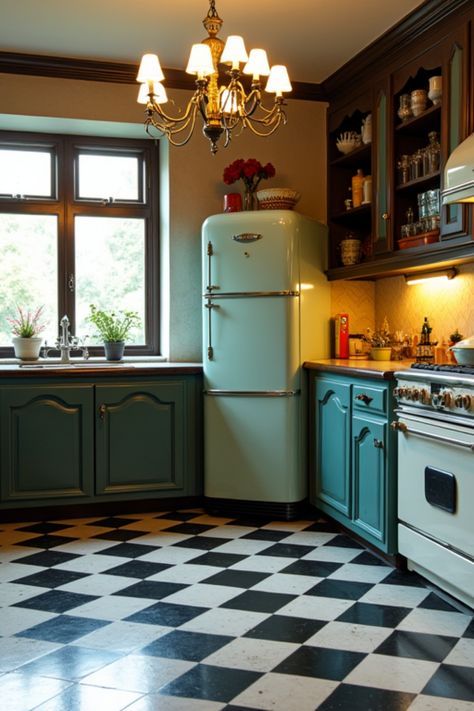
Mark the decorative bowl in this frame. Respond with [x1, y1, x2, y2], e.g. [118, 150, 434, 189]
[336, 131, 359, 154]
[256, 188, 300, 210]
[449, 336, 474, 365]
[370, 347, 392, 361]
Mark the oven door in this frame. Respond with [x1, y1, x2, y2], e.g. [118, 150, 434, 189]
[396, 411, 474, 559]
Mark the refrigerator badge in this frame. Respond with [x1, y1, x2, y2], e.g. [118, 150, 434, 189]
[232, 233, 263, 243]
[335, 313, 350, 358]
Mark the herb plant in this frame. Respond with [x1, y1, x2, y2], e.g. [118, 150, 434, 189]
[87, 304, 140, 343]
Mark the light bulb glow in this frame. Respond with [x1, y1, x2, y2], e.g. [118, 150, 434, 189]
[186, 44, 214, 78]
[136, 53, 165, 83]
[221, 35, 248, 69]
[243, 49, 270, 79]
[265, 65, 292, 96]
[137, 82, 168, 105]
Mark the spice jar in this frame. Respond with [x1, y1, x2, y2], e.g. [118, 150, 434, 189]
[427, 131, 440, 173]
[351, 168, 364, 208]
[398, 94, 412, 122]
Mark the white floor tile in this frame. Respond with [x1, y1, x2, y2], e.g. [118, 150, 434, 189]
[306, 620, 393, 653]
[282, 531, 338, 547]
[208, 538, 275, 555]
[278, 594, 353, 621]
[32, 683, 142, 711]
[180, 607, 268, 636]
[303, 546, 362, 563]
[83, 654, 195, 693]
[54, 539, 118, 555]
[251, 572, 318, 595]
[0, 637, 61, 672]
[443, 638, 474, 668]
[344, 653, 439, 693]
[0, 672, 72, 711]
[138, 547, 202, 565]
[0, 582, 49, 607]
[359, 583, 430, 608]
[71, 620, 170, 652]
[0, 562, 44, 582]
[397, 608, 472, 637]
[203, 637, 298, 672]
[124, 694, 225, 711]
[230, 555, 295, 573]
[55, 554, 131, 574]
[130, 532, 191, 547]
[69, 594, 154, 620]
[328, 563, 393, 584]
[231, 671, 338, 711]
[0, 606, 57, 635]
[147, 563, 223, 584]
[0, 546, 39, 562]
[199, 525, 255, 539]
[57, 573, 137, 596]
[408, 694, 474, 710]
[161, 582, 242, 608]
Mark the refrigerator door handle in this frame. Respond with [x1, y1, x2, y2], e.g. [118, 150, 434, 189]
[206, 241, 220, 294]
[203, 290, 299, 299]
[204, 299, 220, 360]
[205, 389, 300, 397]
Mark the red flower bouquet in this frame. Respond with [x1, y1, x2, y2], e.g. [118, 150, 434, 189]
[223, 158, 276, 192]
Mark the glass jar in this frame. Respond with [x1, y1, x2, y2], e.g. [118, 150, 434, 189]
[410, 151, 423, 181]
[427, 131, 440, 173]
[398, 94, 412, 122]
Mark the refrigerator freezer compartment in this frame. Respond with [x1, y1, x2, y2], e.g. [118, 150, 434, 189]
[204, 393, 305, 503]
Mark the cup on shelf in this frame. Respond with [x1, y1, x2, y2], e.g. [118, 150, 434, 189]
[428, 75, 442, 105]
[340, 238, 361, 266]
[410, 89, 428, 117]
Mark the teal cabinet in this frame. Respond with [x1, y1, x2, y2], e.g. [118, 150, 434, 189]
[0, 374, 202, 510]
[0, 385, 94, 502]
[95, 382, 186, 495]
[310, 371, 397, 554]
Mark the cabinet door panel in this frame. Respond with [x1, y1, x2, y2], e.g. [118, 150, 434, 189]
[1, 386, 94, 501]
[95, 382, 185, 495]
[314, 379, 351, 516]
[352, 415, 386, 543]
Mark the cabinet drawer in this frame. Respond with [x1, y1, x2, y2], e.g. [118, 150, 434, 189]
[352, 384, 387, 415]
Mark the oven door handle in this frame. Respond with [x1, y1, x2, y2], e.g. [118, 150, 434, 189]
[391, 420, 474, 452]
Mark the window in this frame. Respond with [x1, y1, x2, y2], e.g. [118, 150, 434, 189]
[0, 133, 159, 356]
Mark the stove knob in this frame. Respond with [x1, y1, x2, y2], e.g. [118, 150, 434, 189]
[420, 388, 431, 405]
[441, 389, 453, 407]
[393, 387, 401, 399]
[411, 388, 421, 401]
[454, 395, 464, 409]
[461, 394, 472, 411]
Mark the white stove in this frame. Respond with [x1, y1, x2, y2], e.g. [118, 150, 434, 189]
[393, 363, 474, 610]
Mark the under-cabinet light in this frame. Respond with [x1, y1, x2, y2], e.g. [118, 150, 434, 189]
[404, 267, 458, 285]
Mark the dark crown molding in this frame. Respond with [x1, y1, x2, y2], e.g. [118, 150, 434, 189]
[0, 51, 325, 102]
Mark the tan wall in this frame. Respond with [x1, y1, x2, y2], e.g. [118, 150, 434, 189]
[0, 73, 328, 360]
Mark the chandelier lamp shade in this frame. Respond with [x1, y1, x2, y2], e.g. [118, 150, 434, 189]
[136, 0, 292, 153]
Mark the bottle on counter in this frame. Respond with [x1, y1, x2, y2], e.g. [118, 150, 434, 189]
[421, 316, 432, 344]
[351, 169, 364, 208]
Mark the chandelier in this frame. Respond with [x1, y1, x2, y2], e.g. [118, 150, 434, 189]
[136, 0, 292, 154]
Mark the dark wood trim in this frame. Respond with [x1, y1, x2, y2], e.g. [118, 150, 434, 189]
[0, 50, 324, 102]
[322, 0, 473, 98]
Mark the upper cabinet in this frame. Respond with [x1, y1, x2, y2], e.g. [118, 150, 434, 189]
[324, 2, 473, 280]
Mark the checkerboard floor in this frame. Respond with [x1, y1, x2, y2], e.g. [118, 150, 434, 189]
[0, 508, 473, 711]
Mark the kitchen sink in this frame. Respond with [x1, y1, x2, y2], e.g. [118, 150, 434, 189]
[19, 362, 136, 369]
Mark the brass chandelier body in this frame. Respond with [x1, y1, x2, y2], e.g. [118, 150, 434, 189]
[136, 0, 292, 153]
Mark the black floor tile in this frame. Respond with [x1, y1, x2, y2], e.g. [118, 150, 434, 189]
[418, 592, 462, 612]
[11, 568, 87, 588]
[13, 589, 98, 613]
[172, 536, 231, 551]
[202, 569, 270, 588]
[10, 550, 80, 567]
[161, 522, 216, 535]
[241, 529, 290, 542]
[87, 516, 138, 528]
[190, 552, 246, 567]
[323, 535, 363, 549]
[306, 579, 372, 600]
[159, 663, 261, 703]
[125, 601, 206, 627]
[93, 542, 159, 558]
[351, 551, 388, 566]
[112, 580, 188, 600]
[105, 560, 171, 579]
[220, 590, 295, 613]
[155, 511, 202, 521]
[244, 614, 327, 643]
[255, 543, 314, 558]
[422, 663, 474, 701]
[139, 629, 233, 661]
[19, 645, 120, 680]
[17, 613, 109, 643]
[318, 684, 415, 710]
[463, 618, 474, 638]
[15, 534, 78, 549]
[381, 569, 426, 587]
[225, 516, 274, 528]
[17, 522, 72, 534]
[91, 529, 148, 541]
[273, 645, 364, 680]
[281, 559, 342, 578]
[337, 602, 410, 628]
[375, 630, 458, 662]
[302, 520, 339, 533]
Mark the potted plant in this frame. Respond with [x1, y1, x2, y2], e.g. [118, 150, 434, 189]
[363, 319, 393, 361]
[7, 305, 47, 360]
[87, 304, 141, 361]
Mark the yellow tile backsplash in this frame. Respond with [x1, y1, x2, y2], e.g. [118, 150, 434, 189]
[330, 262, 474, 344]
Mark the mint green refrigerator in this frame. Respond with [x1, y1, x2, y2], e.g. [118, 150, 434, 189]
[202, 210, 329, 518]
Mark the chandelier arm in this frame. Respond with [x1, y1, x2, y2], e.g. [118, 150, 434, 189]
[145, 101, 201, 146]
[241, 111, 287, 138]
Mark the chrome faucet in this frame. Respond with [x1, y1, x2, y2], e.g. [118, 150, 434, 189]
[42, 315, 89, 363]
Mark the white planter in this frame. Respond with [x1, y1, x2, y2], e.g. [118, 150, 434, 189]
[12, 336, 43, 360]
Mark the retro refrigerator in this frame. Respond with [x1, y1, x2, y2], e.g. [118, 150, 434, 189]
[202, 210, 330, 518]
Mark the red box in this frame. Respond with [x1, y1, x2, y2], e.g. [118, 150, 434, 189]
[335, 313, 349, 358]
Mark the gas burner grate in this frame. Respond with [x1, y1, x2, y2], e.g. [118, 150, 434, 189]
[410, 362, 474, 375]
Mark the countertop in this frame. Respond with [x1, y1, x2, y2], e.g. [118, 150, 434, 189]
[0, 361, 203, 379]
[304, 358, 415, 380]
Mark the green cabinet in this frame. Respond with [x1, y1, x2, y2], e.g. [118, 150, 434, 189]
[0, 374, 202, 510]
[0, 385, 94, 502]
[310, 371, 397, 554]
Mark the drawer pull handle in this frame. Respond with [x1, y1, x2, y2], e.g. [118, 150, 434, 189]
[98, 404, 106, 420]
[355, 393, 373, 405]
[373, 438, 384, 449]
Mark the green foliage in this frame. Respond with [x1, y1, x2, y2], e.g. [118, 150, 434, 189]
[449, 329, 464, 344]
[87, 304, 141, 343]
[7, 305, 47, 338]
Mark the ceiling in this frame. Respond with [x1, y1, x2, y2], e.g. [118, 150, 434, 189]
[1, 0, 425, 84]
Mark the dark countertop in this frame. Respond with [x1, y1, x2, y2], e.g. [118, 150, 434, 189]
[0, 361, 203, 379]
[304, 358, 415, 380]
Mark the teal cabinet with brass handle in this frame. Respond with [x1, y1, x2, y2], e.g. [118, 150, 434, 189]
[309, 371, 397, 554]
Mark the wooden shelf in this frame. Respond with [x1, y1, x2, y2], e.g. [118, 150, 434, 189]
[331, 203, 371, 222]
[395, 104, 441, 134]
[395, 171, 440, 191]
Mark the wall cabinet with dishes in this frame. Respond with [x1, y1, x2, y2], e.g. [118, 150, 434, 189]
[324, 4, 473, 280]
